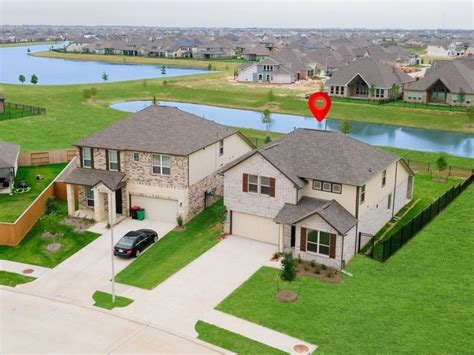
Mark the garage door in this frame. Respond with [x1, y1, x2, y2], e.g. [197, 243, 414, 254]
[232, 211, 279, 245]
[130, 195, 178, 224]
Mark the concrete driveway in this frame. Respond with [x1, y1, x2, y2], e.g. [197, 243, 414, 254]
[113, 235, 277, 337]
[18, 218, 175, 305]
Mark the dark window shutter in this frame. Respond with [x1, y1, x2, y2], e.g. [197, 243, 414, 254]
[105, 150, 109, 171]
[329, 234, 337, 259]
[79, 147, 83, 168]
[242, 174, 248, 192]
[91, 148, 94, 169]
[269, 177, 276, 197]
[117, 151, 121, 171]
[300, 227, 307, 252]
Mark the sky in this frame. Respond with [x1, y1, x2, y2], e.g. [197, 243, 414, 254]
[1, 0, 473, 30]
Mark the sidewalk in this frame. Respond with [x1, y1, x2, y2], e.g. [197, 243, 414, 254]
[201, 310, 317, 354]
[0, 259, 51, 278]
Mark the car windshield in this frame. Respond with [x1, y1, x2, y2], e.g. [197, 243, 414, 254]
[117, 236, 135, 247]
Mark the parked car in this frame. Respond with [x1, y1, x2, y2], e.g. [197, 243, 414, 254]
[114, 229, 158, 258]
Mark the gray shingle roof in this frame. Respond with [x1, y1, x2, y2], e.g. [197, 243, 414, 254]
[220, 128, 400, 187]
[274, 196, 358, 235]
[0, 140, 20, 169]
[75, 106, 238, 156]
[63, 168, 125, 191]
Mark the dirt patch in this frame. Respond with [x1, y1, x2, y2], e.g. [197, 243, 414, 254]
[293, 344, 310, 353]
[41, 231, 55, 240]
[276, 290, 298, 303]
[216, 233, 228, 242]
[296, 260, 342, 284]
[45, 243, 62, 252]
[22, 268, 34, 274]
[173, 226, 186, 232]
[61, 217, 94, 233]
[433, 177, 448, 183]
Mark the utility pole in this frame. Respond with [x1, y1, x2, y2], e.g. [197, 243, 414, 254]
[108, 191, 116, 304]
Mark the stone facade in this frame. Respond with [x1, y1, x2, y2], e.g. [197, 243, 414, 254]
[188, 172, 223, 222]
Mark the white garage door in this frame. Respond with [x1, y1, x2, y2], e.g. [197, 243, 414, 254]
[130, 195, 178, 224]
[232, 211, 279, 245]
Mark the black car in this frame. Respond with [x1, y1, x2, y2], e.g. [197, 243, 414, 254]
[114, 229, 158, 258]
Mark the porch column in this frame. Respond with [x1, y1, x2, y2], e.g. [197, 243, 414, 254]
[107, 191, 117, 226]
[93, 188, 105, 222]
[278, 224, 284, 253]
[66, 184, 75, 216]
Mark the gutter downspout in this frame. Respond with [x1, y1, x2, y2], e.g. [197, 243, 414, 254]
[340, 233, 345, 269]
[354, 186, 360, 254]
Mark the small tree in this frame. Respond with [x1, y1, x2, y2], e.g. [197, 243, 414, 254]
[262, 109, 272, 143]
[280, 252, 297, 283]
[102, 72, 108, 81]
[436, 155, 448, 171]
[391, 83, 400, 99]
[458, 88, 466, 106]
[207, 63, 212, 71]
[19, 74, 25, 84]
[82, 88, 92, 100]
[466, 106, 474, 125]
[152, 95, 157, 106]
[267, 88, 275, 102]
[90, 87, 98, 99]
[161, 65, 166, 74]
[30, 74, 38, 85]
[264, 135, 272, 144]
[368, 84, 376, 99]
[339, 120, 352, 135]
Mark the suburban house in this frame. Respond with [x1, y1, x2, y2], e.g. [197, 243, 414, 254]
[220, 129, 414, 269]
[0, 140, 20, 194]
[237, 57, 298, 84]
[427, 39, 466, 58]
[404, 59, 474, 106]
[325, 58, 414, 101]
[63, 106, 254, 225]
[241, 45, 271, 61]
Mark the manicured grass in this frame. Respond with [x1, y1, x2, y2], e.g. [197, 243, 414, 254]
[0, 106, 41, 121]
[116, 200, 225, 290]
[0, 270, 36, 287]
[217, 185, 474, 353]
[0, 41, 59, 47]
[195, 321, 285, 355]
[406, 46, 427, 55]
[0, 163, 66, 222]
[0, 204, 100, 268]
[92, 291, 134, 310]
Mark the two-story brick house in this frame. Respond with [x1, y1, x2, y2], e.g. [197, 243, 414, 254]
[220, 129, 414, 269]
[63, 106, 254, 225]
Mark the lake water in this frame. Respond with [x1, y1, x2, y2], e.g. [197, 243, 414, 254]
[0, 42, 208, 85]
[110, 100, 474, 158]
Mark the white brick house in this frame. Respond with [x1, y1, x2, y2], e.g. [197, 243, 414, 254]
[220, 129, 414, 269]
[63, 106, 254, 226]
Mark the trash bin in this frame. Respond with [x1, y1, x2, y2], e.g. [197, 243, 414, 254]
[130, 206, 140, 220]
[136, 208, 145, 221]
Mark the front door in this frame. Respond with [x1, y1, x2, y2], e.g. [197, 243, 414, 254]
[115, 189, 123, 215]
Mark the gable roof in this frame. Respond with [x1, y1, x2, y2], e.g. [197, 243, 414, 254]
[220, 128, 401, 187]
[75, 106, 244, 156]
[274, 196, 358, 235]
[63, 168, 125, 191]
[0, 140, 20, 169]
[326, 58, 414, 88]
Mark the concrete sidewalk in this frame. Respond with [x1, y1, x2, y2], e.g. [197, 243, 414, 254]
[201, 310, 317, 354]
[0, 259, 51, 278]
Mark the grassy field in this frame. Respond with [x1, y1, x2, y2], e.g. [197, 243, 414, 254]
[0, 204, 99, 267]
[92, 291, 134, 310]
[0, 106, 41, 121]
[217, 186, 473, 353]
[195, 321, 285, 355]
[406, 46, 427, 55]
[0, 41, 59, 47]
[0, 164, 66, 222]
[0, 270, 36, 287]
[116, 200, 225, 289]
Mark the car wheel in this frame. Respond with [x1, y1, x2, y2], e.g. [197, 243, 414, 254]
[135, 249, 141, 258]
[153, 235, 158, 243]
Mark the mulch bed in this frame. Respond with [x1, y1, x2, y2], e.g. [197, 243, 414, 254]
[61, 217, 94, 233]
[216, 233, 228, 241]
[276, 290, 299, 303]
[45, 243, 62, 252]
[295, 260, 342, 284]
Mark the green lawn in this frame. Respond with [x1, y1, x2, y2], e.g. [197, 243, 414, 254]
[0, 163, 66, 222]
[0, 41, 59, 47]
[195, 321, 285, 355]
[116, 200, 225, 289]
[0, 204, 99, 268]
[217, 185, 474, 353]
[0, 106, 41, 121]
[406, 46, 427, 55]
[92, 291, 134, 310]
[0, 270, 36, 287]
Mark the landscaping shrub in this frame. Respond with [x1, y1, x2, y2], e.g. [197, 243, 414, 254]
[176, 214, 183, 227]
[280, 252, 297, 282]
[45, 197, 59, 215]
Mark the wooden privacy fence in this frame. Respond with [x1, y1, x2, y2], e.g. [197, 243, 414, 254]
[18, 149, 77, 166]
[5, 102, 46, 115]
[367, 174, 473, 263]
[406, 159, 473, 179]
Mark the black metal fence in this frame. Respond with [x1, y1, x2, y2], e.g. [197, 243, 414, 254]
[369, 174, 473, 262]
[1, 102, 46, 120]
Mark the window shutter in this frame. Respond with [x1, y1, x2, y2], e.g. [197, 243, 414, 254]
[300, 227, 307, 252]
[105, 150, 109, 171]
[329, 234, 337, 259]
[91, 148, 94, 169]
[269, 178, 276, 197]
[79, 147, 83, 168]
[117, 151, 121, 171]
[242, 174, 248, 192]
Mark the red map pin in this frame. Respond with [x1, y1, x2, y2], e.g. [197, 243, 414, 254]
[308, 91, 331, 122]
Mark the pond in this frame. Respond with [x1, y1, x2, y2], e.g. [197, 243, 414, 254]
[0, 42, 209, 85]
[110, 100, 474, 158]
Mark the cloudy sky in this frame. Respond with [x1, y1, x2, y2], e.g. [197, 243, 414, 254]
[1, 0, 473, 29]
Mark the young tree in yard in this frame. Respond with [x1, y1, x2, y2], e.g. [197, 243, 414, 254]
[458, 89, 466, 106]
[18, 74, 25, 84]
[30, 74, 38, 85]
[436, 155, 448, 171]
[391, 83, 400, 99]
[280, 252, 297, 283]
[207, 63, 212, 71]
[82, 89, 92, 100]
[262, 109, 272, 142]
[90, 87, 98, 99]
[369, 84, 376, 99]
[102, 72, 108, 81]
[268, 88, 275, 102]
[467, 106, 474, 126]
[161, 65, 166, 74]
[339, 120, 352, 135]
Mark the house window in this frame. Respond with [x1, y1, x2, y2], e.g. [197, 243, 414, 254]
[307, 229, 330, 256]
[387, 193, 392, 210]
[248, 174, 258, 193]
[335, 86, 339, 95]
[360, 184, 366, 204]
[312, 180, 341, 194]
[82, 147, 92, 168]
[218, 140, 224, 156]
[313, 180, 322, 190]
[382, 170, 387, 187]
[133, 152, 140, 161]
[330, 86, 334, 94]
[108, 150, 119, 171]
[260, 176, 271, 195]
[322, 182, 332, 192]
[258, 74, 263, 80]
[152, 154, 171, 175]
[86, 187, 94, 207]
[332, 183, 342, 193]
[340, 87, 345, 95]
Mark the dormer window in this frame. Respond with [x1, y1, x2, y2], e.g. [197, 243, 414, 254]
[312, 180, 342, 194]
